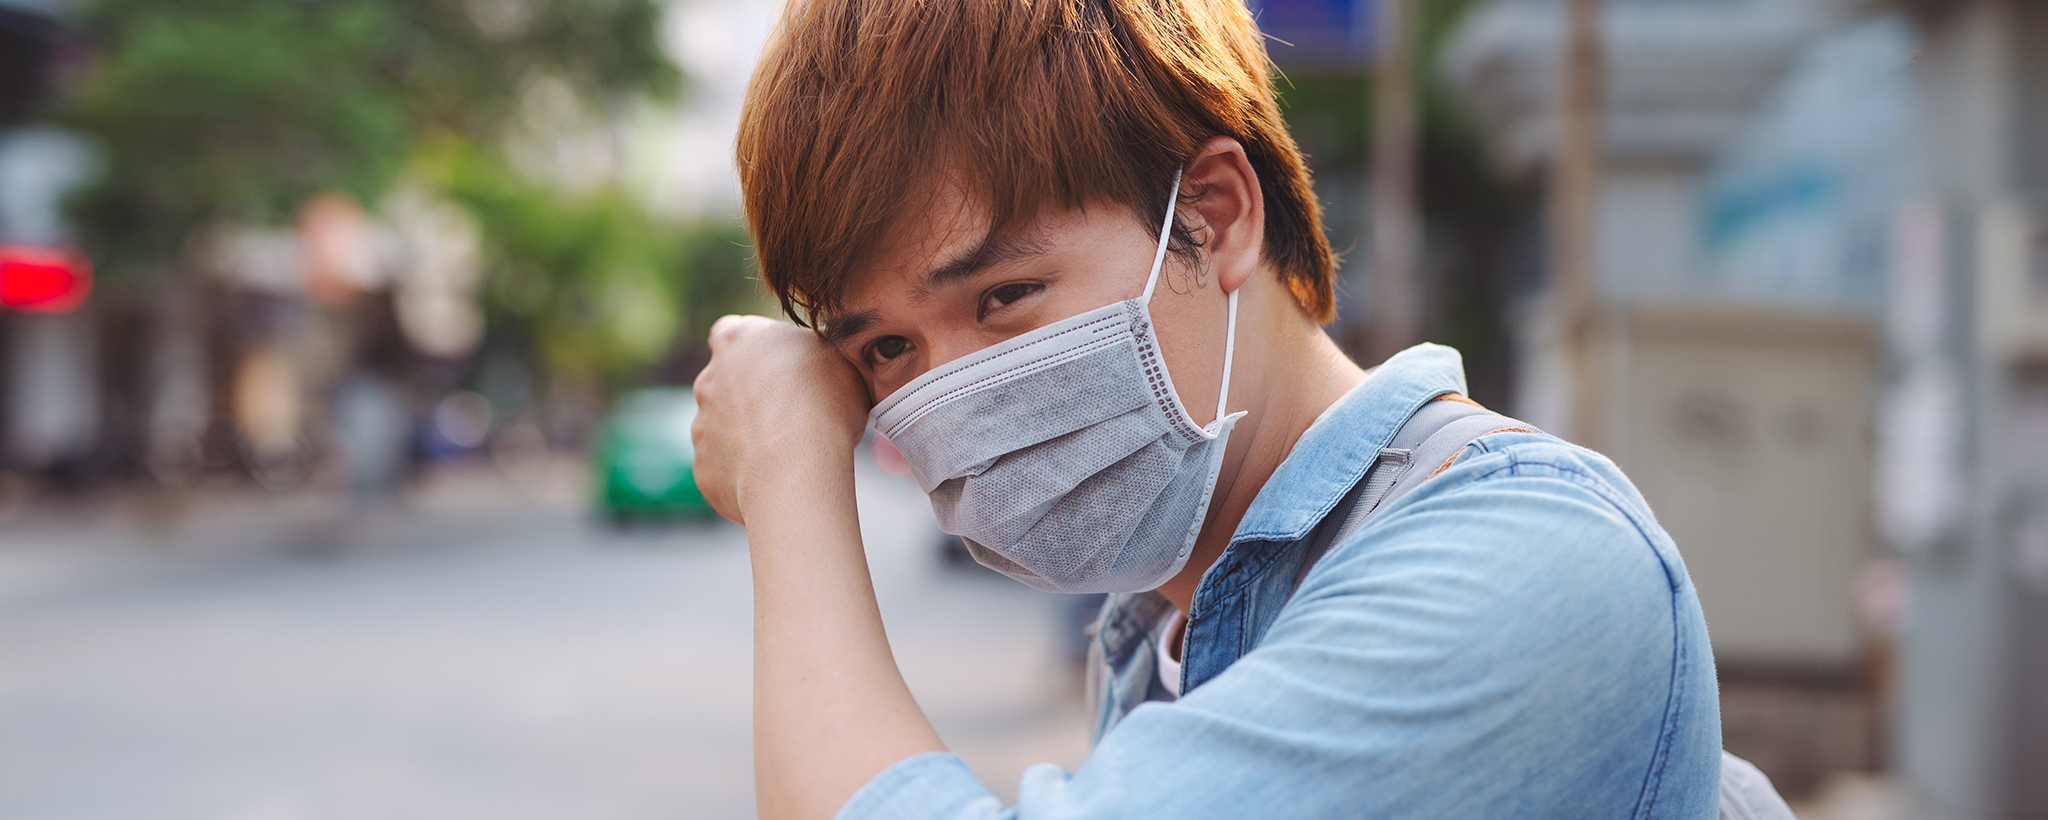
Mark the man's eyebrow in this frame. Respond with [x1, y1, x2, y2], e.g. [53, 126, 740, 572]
[822, 234, 1047, 345]
[821, 310, 880, 346]
[921, 233, 1049, 291]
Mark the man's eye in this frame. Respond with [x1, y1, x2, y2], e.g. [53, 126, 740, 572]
[868, 336, 911, 365]
[980, 283, 1040, 319]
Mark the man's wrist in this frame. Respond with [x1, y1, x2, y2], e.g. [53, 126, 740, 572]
[737, 437, 858, 523]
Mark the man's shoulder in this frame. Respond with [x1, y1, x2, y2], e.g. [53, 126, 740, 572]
[1240, 423, 1721, 820]
[1294, 425, 1692, 621]
[1366, 425, 1669, 552]
[1441, 429, 1683, 578]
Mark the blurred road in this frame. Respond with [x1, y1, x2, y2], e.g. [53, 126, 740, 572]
[0, 456, 1088, 820]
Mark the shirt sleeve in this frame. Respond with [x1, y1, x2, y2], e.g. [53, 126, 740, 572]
[837, 445, 1722, 820]
[836, 752, 1005, 820]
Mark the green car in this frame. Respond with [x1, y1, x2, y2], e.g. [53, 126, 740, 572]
[592, 387, 715, 522]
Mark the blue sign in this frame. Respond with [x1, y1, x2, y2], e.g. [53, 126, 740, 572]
[1248, 0, 1374, 68]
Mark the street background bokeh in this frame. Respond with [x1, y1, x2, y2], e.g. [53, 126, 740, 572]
[0, 0, 2044, 819]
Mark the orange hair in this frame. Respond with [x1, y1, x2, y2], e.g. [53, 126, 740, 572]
[736, 0, 1335, 327]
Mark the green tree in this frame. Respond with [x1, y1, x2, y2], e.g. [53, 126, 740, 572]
[52, 0, 761, 383]
[426, 142, 762, 385]
[1273, 0, 1528, 405]
[56, 0, 679, 280]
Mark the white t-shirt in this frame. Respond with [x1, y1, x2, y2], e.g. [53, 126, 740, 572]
[1156, 609, 1185, 697]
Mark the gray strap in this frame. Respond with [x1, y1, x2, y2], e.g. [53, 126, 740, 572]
[1291, 453, 1405, 592]
[1291, 399, 1534, 595]
[1390, 397, 1493, 450]
[1375, 410, 1527, 513]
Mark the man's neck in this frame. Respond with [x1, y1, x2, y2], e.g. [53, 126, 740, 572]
[1155, 306, 1370, 615]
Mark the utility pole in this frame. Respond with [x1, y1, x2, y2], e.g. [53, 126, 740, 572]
[1369, 0, 1421, 361]
[1551, 0, 1604, 447]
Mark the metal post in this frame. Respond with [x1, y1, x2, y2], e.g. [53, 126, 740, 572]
[1551, 0, 1604, 447]
[1369, 0, 1421, 361]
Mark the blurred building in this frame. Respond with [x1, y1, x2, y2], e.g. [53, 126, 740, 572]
[1862, 2, 2048, 818]
[1445, 0, 1888, 793]
[0, 0, 98, 486]
[0, 1, 57, 127]
[0, 0, 745, 499]
[642, 0, 779, 220]
[1447, 0, 2048, 814]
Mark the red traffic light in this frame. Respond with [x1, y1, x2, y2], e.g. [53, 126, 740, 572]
[0, 245, 92, 313]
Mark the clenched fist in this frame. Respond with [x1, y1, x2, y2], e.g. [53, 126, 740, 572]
[691, 315, 870, 525]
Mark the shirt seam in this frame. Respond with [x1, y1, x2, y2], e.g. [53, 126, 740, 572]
[1478, 446, 1695, 819]
[1631, 589, 1692, 820]
[1472, 447, 1685, 591]
[1249, 430, 1562, 613]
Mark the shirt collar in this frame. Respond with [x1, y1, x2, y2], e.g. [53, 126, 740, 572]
[1228, 342, 1469, 544]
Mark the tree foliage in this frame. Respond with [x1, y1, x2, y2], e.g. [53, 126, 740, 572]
[425, 142, 759, 385]
[50, 0, 758, 383]
[1270, 0, 1526, 405]
[56, 0, 680, 279]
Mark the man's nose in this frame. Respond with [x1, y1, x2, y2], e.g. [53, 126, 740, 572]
[917, 328, 999, 377]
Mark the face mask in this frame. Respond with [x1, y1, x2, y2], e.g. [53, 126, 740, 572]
[868, 169, 1243, 593]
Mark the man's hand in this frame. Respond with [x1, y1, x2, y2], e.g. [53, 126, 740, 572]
[693, 314, 948, 820]
[691, 315, 869, 526]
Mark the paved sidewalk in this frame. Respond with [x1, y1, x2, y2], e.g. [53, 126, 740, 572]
[0, 457, 1088, 820]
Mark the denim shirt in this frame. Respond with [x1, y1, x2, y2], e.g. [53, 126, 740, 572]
[837, 344, 1723, 820]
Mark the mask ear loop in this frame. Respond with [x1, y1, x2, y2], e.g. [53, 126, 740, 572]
[1138, 167, 1183, 304]
[1139, 167, 1238, 430]
[1216, 289, 1237, 427]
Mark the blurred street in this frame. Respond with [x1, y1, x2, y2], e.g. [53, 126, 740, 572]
[2, 0, 2046, 815]
[0, 454, 1089, 820]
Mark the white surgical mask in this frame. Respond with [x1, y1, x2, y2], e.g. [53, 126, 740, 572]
[869, 169, 1243, 593]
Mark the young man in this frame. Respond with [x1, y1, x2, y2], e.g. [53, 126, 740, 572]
[690, 0, 1758, 818]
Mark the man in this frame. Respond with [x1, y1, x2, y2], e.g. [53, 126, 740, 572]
[689, 0, 1751, 817]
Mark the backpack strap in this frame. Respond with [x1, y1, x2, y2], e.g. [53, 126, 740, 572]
[1290, 395, 1538, 594]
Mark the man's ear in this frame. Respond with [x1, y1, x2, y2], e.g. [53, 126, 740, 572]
[1181, 136, 1265, 295]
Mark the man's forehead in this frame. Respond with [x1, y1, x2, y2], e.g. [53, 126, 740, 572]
[818, 225, 986, 342]
[819, 228, 1032, 344]
[818, 180, 1144, 341]
[822, 189, 1035, 330]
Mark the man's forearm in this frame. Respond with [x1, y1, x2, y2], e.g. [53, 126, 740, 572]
[745, 451, 947, 820]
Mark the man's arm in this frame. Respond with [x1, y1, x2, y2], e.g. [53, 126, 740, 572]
[692, 316, 947, 820]
[834, 440, 1721, 820]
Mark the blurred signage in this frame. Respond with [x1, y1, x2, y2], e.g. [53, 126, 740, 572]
[1249, 0, 1374, 68]
[0, 3, 61, 126]
[0, 243, 91, 313]
[1698, 19, 1912, 314]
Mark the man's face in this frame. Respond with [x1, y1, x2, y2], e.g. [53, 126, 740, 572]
[824, 178, 1181, 402]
